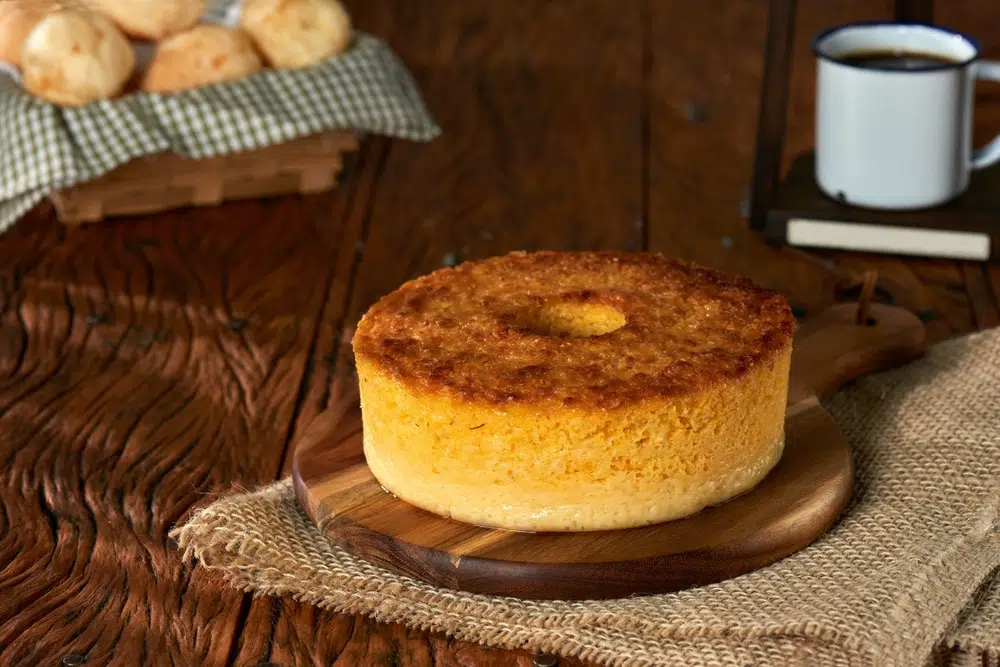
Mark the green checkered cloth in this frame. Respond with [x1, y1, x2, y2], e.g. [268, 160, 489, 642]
[0, 28, 440, 232]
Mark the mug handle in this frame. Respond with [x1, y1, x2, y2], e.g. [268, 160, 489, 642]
[972, 60, 1000, 170]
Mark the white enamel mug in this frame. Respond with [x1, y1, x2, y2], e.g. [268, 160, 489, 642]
[813, 22, 1000, 210]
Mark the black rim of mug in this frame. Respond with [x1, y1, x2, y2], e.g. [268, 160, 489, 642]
[812, 20, 981, 73]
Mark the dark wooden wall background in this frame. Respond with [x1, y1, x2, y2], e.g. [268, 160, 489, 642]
[1, 1, 999, 666]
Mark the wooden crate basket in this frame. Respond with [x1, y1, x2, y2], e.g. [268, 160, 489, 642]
[50, 130, 360, 225]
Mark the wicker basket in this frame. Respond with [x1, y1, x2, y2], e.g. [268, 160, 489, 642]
[50, 130, 360, 225]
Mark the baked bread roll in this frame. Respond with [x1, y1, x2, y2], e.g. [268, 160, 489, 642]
[241, 0, 351, 69]
[353, 251, 795, 532]
[84, 0, 206, 41]
[21, 9, 135, 106]
[0, 2, 45, 66]
[141, 24, 263, 93]
[0, 0, 85, 66]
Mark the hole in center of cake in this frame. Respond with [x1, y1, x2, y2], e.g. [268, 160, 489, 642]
[528, 302, 625, 338]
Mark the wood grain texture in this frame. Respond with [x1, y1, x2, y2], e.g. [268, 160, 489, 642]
[748, 0, 799, 231]
[646, 0, 862, 311]
[894, 0, 934, 23]
[963, 265, 1000, 330]
[225, 142, 375, 667]
[988, 265, 1000, 325]
[0, 191, 353, 666]
[280, 139, 386, 473]
[342, 0, 644, 326]
[51, 132, 359, 225]
[830, 255, 976, 344]
[240, 598, 570, 667]
[291, 303, 924, 601]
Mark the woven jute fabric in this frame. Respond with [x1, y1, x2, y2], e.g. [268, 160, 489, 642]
[172, 328, 1000, 667]
[0, 0, 439, 234]
[944, 570, 1000, 666]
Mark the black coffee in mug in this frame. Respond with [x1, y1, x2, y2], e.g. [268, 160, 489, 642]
[838, 49, 961, 70]
[813, 22, 1000, 211]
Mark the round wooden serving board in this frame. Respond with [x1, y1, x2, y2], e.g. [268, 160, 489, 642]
[293, 302, 926, 600]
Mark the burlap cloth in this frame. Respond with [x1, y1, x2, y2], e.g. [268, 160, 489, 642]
[171, 328, 1000, 667]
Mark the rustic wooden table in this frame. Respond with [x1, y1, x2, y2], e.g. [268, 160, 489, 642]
[2, 1, 999, 665]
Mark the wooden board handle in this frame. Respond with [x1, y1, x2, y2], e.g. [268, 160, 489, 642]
[787, 301, 926, 406]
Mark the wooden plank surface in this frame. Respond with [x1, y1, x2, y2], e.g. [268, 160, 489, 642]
[342, 0, 644, 325]
[0, 192, 355, 665]
[647, 0, 845, 310]
[1, 0, 999, 665]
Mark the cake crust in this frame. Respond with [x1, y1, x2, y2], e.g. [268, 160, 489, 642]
[353, 251, 795, 410]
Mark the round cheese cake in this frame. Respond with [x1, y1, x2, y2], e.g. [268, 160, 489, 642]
[352, 251, 795, 532]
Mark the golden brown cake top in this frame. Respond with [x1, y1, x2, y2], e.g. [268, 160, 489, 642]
[352, 251, 795, 409]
